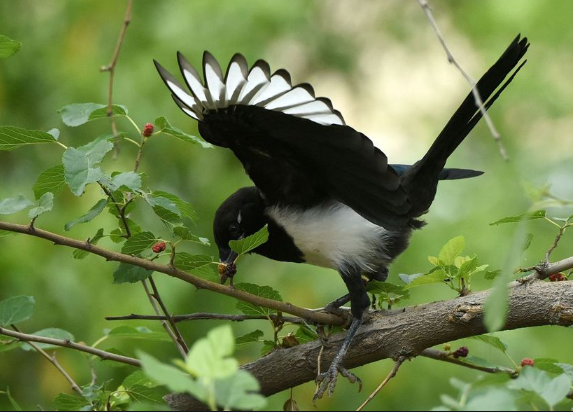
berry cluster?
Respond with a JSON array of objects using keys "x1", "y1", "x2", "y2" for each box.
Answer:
[
  {"x1": 452, "y1": 346, "x2": 469, "y2": 359},
  {"x1": 549, "y1": 273, "x2": 567, "y2": 282},
  {"x1": 142, "y1": 122, "x2": 154, "y2": 137},
  {"x1": 521, "y1": 358, "x2": 534, "y2": 367},
  {"x1": 152, "y1": 242, "x2": 166, "y2": 254}
]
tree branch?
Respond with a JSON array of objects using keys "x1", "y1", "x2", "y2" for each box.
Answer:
[
  {"x1": 165, "y1": 281, "x2": 573, "y2": 410},
  {"x1": 105, "y1": 312, "x2": 305, "y2": 324},
  {"x1": 417, "y1": 0, "x2": 509, "y2": 160},
  {"x1": 0, "y1": 327, "x2": 141, "y2": 367},
  {"x1": 356, "y1": 356, "x2": 405, "y2": 411},
  {"x1": 420, "y1": 348, "x2": 516, "y2": 376},
  {"x1": 0, "y1": 220, "x2": 344, "y2": 326}
]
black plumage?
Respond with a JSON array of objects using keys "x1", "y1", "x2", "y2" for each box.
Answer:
[{"x1": 154, "y1": 35, "x2": 529, "y2": 399}]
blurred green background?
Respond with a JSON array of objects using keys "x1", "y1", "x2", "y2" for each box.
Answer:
[{"x1": 1, "y1": 0, "x2": 572, "y2": 410}]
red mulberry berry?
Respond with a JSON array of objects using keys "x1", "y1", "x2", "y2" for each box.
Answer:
[
  {"x1": 549, "y1": 273, "x2": 566, "y2": 282},
  {"x1": 142, "y1": 123, "x2": 154, "y2": 137},
  {"x1": 453, "y1": 346, "x2": 469, "y2": 359},
  {"x1": 521, "y1": 358, "x2": 534, "y2": 367},
  {"x1": 152, "y1": 242, "x2": 166, "y2": 253}
]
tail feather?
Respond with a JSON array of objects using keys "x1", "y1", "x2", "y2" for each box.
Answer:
[{"x1": 402, "y1": 35, "x2": 529, "y2": 217}]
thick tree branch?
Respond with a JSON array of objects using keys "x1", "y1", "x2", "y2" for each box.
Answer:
[
  {"x1": 0, "y1": 221, "x2": 344, "y2": 326},
  {"x1": 166, "y1": 281, "x2": 573, "y2": 411},
  {"x1": 0, "y1": 327, "x2": 141, "y2": 367}
]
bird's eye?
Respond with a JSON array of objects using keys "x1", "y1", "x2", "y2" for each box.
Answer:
[{"x1": 229, "y1": 222, "x2": 242, "y2": 238}]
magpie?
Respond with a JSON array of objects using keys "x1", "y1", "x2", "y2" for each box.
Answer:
[{"x1": 154, "y1": 35, "x2": 528, "y2": 399}]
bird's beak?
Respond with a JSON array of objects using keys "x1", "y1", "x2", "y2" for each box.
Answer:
[
  {"x1": 218, "y1": 247, "x2": 239, "y2": 286},
  {"x1": 219, "y1": 247, "x2": 238, "y2": 266}
]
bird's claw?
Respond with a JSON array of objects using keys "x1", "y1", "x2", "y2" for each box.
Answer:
[{"x1": 313, "y1": 364, "x2": 362, "y2": 402}]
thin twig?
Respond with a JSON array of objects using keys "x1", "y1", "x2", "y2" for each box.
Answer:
[
  {"x1": 417, "y1": 0, "x2": 508, "y2": 160},
  {"x1": 0, "y1": 220, "x2": 345, "y2": 326},
  {"x1": 148, "y1": 276, "x2": 189, "y2": 353},
  {"x1": 356, "y1": 356, "x2": 406, "y2": 411},
  {"x1": 545, "y1": 224, "x2": 569, "y2": 263},
  {"x1": 420, "y1": 348, "x2": 516, "y2": 376},
  {"x1": 100, "y1": 184, "x2": 131, "y2": 238},
  {"x1": 141, "y1": 279, "x2": 188, "y2": 358},
  {"x1": 133, "y1": 135, "x2": 147, "y2": 173},
  {"x1": 0, "y1": 326, "x2": 141, "y2": 367},
  {"x1": 101, "y1": 0, "x2": 134, "y2": 139},
  {"x1": 10, "y1": 326, "x2": 83, "y2": 396},
  {"x1": 105, "y1": 312, "x2": 305, "y2": 324}
]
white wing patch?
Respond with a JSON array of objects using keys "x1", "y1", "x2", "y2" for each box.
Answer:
[{"x1": 155, "y1": 52, "x2": 345, "y2": 126}]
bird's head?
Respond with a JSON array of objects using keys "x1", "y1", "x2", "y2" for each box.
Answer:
[{"x1": 213, "y1": 187, "x2": 267, "y2": 271}]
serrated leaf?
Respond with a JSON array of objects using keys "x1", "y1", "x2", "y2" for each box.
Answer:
[
  {"x1": 404, "y1": 269, "x2": 446, "y2": 290},
  {"x1": 173, "y1": 253, "x2": 217, "y2": 279},
  {"x1": 438, "y1": 236, "x2": 465, "y2": 266},
  {"x1": 428, "y1": 256, "x2": 441, "y2": 266},
  {"x1": 507, "y1": 367, "x2": 571, "y2": 407},
  {"x1": 121, "y1": 232, "x2": 157, "y2": 255},
  {"x1": 59, "y1": 103, "x2": 127, "y2": 127},
  {"x1": 113, "y1": 263, "x2": 153, "y2": 284},
  {"x1": 0, "y1": 195, "x2": 34, "y2": 215},
  {"x1": 33, "y1": 165, "x2": 66, "y2": 199},
  {"x1": 489, "y1": 210, "x2": 546, "y2": 226},
  {"x1": 151, "y1": 191, "x2": 198, "y2": 223},
  {"x1": 398, "y1": 273, "x2": 423, "y2": 285},
  {"x1": 463, "y1": 388, "x2": 518, "y2": 411},
  {"x1": 124, "y1": 384, "x2": 164, "y2": 405},
  {"x1": 64, "y1": 199, "x2": 107, "y2": 231},
  {"x1": 523, "y1": 232, "x2": 534, "y2": 251},
  {"x1": 0, "y1": 35, "x2": 21, "y2": 58},
  {"x1": 21, "y1": 328, "x2": 75, "y2": 352},
  {"x1": 366, "y1": 281, "x2": 409, "y2": 298},
  {"x1": 73, "y1": 228, "x2": 104, "y2": 259},
  {"x1": 534, "y1": 359, "x2": 567, "y2": 375},
  {"x1": 52, "y1": 393, "x2": 91, "y2": 411},
  {"x1": 484, "y1": 269, "x2": 501, "y2": 280},
  {"x1": 28, "y1": 192, "x2": 54, "y2": 219},
  {"x1": 63, "y1": 136, "x2": 114, "y2": 196},
  {"x1": 146, "y1": 195, "x2": 182, "y2": 224},
  {"x1": 469, "y1": 335, "x2": 507, "y2": 354},
  {"x1": 0, "y1": 126, "x2": 57, "y2": 151},
  {"x1": 123, "y1": 370, "x2": 159, "y2": 389},
  {"x1": 235, "y1": 283, "x2": 282, "y2": 317},
  {"x1": 295, "y1": 325, "x2": 318, "y2": 344},
  {"x1": 230, "y1": 225, "x2": 269, "y2": 256},
  {"x1": 171, "y1": 225, "x2": 210, "y2": 245},
  {"x1": 155, "y1": 116, "x2": 212, "y2": 148},
  {"x1": 0, "y1": 296, "x2": 35, "y2": 326},
  {"x1": 109, "y1": 171, "x2": 142, "y2": 192},
  {"x1": 47, "y1": 128, "x2": 60, "y2": 140},
  {"x1": 235, "y1": 330, "x2": 264, "y2": 347},
  {"x1": 185, "y1": 325, "x2": 238, "y2": 379},
  {"x1": 214, "y1": 370, "x2": 266, "y2": 411},
  {"x1": 107, "y1": 326, "x2": 171, "y2": 342}
]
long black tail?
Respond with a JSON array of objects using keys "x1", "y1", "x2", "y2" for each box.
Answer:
[{"x1": 401, "y1": 35, "x2": 529, "y2": 217}]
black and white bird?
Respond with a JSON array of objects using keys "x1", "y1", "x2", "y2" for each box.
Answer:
[{"x1": 154, "y1": 35, "x2": 528, "y2": 399}]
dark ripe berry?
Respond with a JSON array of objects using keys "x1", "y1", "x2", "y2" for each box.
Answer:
[
  {"x1": 225, "y1": 262, "x2": 237, "y2": 277},
  {"x1": 152, "y1": 242, "x2": 166, "y2": 253},
  {"x1": 549, "y1": 273, "x2": 566, "y2": 282},
  {"x1": 453, "y1": 346, "x2": 469, "y2": 359},
  {"x1": 142, "y1": 123, "x2": 154, "y2": 137},
  {"x1": 521, "y1": 358, "x2": 534, "y2": 367}
]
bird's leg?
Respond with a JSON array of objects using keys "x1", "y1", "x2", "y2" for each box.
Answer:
[
  {"x1": 314, "y1": 268, "x2": 369, "y2": 401},
  {"x1": 324, "y1": 293, "x2": 351, "y2": 311}
]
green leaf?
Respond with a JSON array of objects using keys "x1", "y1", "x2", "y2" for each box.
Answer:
[
  {"x1": 0, "y1": 35, "x2": 21, "y2": 58},
  {"x1": 404, "y1": 269, "x2": 446, "y2": 290},
  {"x1": 438, "y1": 236, "x2": 465, "y2": 266},
  {"x1": 28, "y1": 192, "x2": 54, "y2": 219},
  {"x1": 185, "y1": 325, "x2": 238, "y2": 379},
  {"x1": 469, "y1": 335, "x2": 508, "y2": 354},
  {"x1": 0, "y1": 230, "x2": 16, "y2": 239},
  {"x1": 507, "y1": 367, "x2": 571, "y2": 408},
  {"x1": 463, "y1": 388, "x2": 517, "y2": 411},
  {"x1": 59, "y1": 103, "x2": 127, "y2": 127},
  {"x1": 52, "y1": 393, "x2": 91, "y2": 411},
  {"x1": 534, "y1": 359, "x2": 568, "y2": 375},
  {"x1": 124, "y1": 385, "x2": 164, "y2": 405},
  {"x1": 235, "y1": 330, "x2": 264, "y2": 347},
  {"x1": 0, "y1": 388, "x2": 22, "y2": 411},
  {"x1": 0, "y1": 126, "x2": 57, "y2": 151},
  {"x1": 484, "y1": 269, "x2": 501, "y2": 280},
  {"x1": 214, "y1": 370, "x2": 266, "y2": 411},
  {"x1": 366, "y1": 281, "x2": 408, "y2": 297},
  {"x1": 235, "y1": 283, "x2": 282, "y2": 317},
  {"x1": 155, "y1": 116, "x2": 212, "y2": 148},
  {"x1": 0, "y1": 195, "x2": 34, "y2": 215},
  {"x1": 0, "y1": 335, "x2": 21, "y2": 352},
  {"x1": 63, "y1": 136, "x2": 114, "y2": 196},
  {"x1": 171, "y1": 226, "x2": 210, "y2": 245},
  {"x1": 123, "y1": 370, "x2": 159, "y2": 389},
  {"x1": 0, "y1": 296, "x2": 35, "y2": 326},
  {"x1": 113, "y1": 263, "x2": 153, "y2": 284},
  {"x1": 398, "y1": 273, "x2": 423, "y2": 285},
  {"x1": 146, "y1": 195, "x2": 182, "y2": 224},
  {"x1": 108, "y1": 171, "x2": 142, "y2": 192},
  {"x1": 489, "y1": 210, "x2": 547, "y2": 226},
  {"x1": 64, "y1": 199, "x2": 107, "y2": 231},
  {"x1": 151, "y1": 191, "x2": 198, "y2": 223},
  {"x1": 122, "y1": 232, "x2": 157, "y2": 256},
  {"x1": 73, "y1": 228, "x2": 104, "y2": 260},
  {"x1": 33, "y1": 165, "x2": 66, "y2": 199},
  {"x1": 295, "y1": 325, "x2": 318, "y2": 344},
  {"x1": 173, "y1": 253, "x2": 217, "y2": 280},
  {"x1": 106, "y1": 326, "x2": 171, "y2": 342},
  {"x1": 230, "y1": 225, "x2": 269, "y2": 256},
  {"x1": 523, "y1": 232, "x2": 534, "y2": 251},
  {"x1": 21, "y1": 328, "x2": 75, "y2": 352},
  {"x1": 138, "y1": 351, "x2": 205, "y2": 398},
  {"x1": 428, "y1": 256, "x2": 441, "y2": 266}
]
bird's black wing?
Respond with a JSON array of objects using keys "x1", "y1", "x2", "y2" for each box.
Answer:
[{"x1": 154, "y1": 52, "x2": 412, "y2": 229}]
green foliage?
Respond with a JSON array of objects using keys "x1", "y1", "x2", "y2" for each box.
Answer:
[
  {"x1": 20, "y1": 328, "x2": 74, "y2": 352},
  {"x1": 489, "y1": 210, "x2": 546, "y2": 226},
  {"x1": 105, "y1": 326, "x2": 172, "y2": 343},
  {"x1": 155, "y1": 116, "x2": 212, "y2": 148},
  {"x1": 64, "y1": 199, "x2": 108, "y2": 231},
  {"x1": 235, "y1": 330, "x2": 264, "y2": 347},
  {"x1": 121, "y1": 232, "x2": 158, "y2": 255},
  {"x1": 0, "y1": 195, "x2": 34, "y2": 215},
  {"x1": 173, "y1": 253, "x2": 217, "y2": 279},
  {"x1": 33, "y1": 165, "x2": 66, "y2": 199},
  {"x1": 0, "y1": 296, "x2": 35, "y2": 327},
  {"x1": 367, "y1": 281, "x2": 410, "y2": 309},
  {"x1": 229, "y1": 225, "x2": 269, "y2": 256},
  {"x1": 72, "y1": 228, "x2": 105, "y2": 259},
  {"x1": 0, "y1": 126, "x2": 58, "y2": 151},
  {"x1": 113, "y1": 263, "x2": 154, "y2": 284},
  {"x1": 28, "y1": 192, "x2": 54, "y2": 219},
  {"x1": 235, "y1": 283, "x2": 282, "y2": 317},
  {"x1": 59, "y1": 103, "x2": 128, "y2": 127},
  {"x1": 0, "y1": 35, "x2": 21, "y2": 58}
]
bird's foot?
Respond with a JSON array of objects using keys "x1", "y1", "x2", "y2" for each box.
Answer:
[{"x1": 313, "y1": 363, "x2": 362, "y2": 402}]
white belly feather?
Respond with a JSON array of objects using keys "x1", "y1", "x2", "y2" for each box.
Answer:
[{"x1": 266, "y1": 201, "x2": 391, "y2": 271}]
